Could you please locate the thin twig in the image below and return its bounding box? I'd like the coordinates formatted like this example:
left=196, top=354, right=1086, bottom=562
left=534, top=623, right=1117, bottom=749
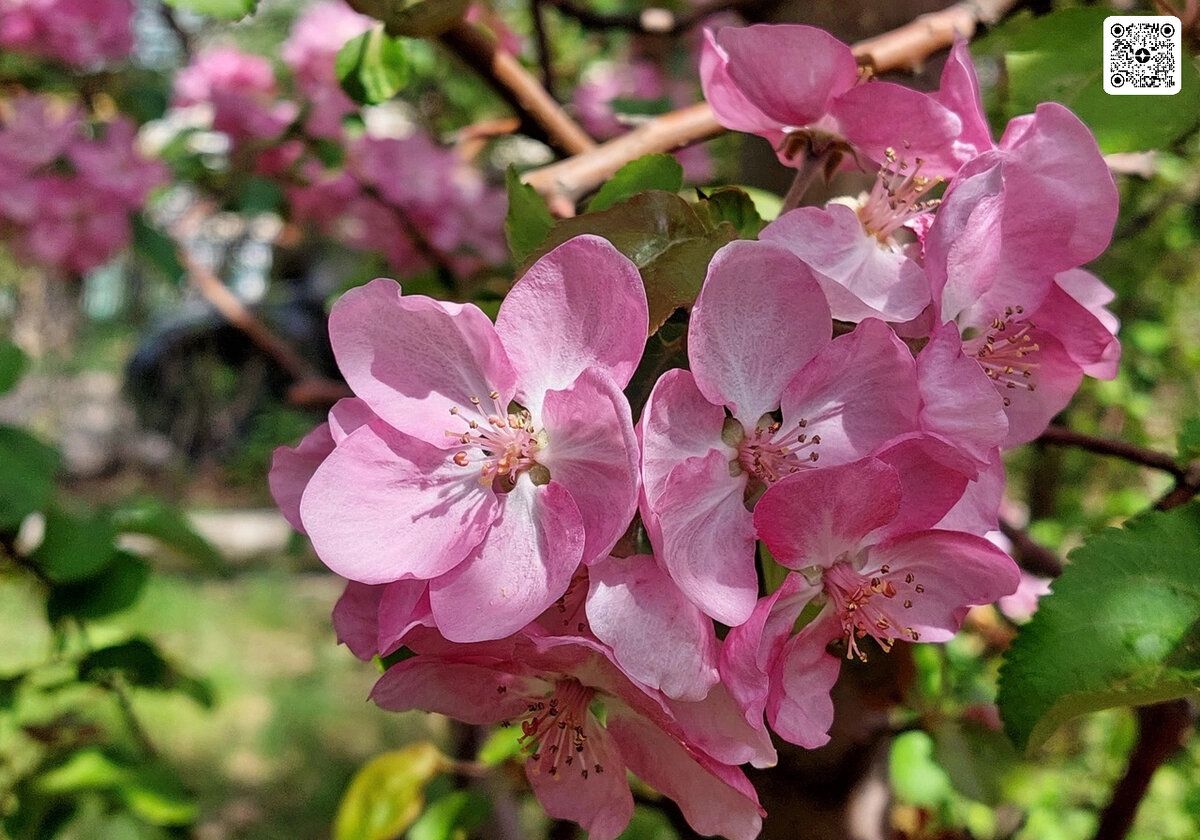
left=1092, top=700, right=1195, bottom=840
left=176, top=241, right=350, bottom=408
left=524, top=0, right=1025, bottom=209
left=438, top=20, right=595, bottom=156
left=998, top=518, right=1063, bottom=578
left=1037, top=425, right=1184, bottom=478
left=530, top=0, right=558, bottom=100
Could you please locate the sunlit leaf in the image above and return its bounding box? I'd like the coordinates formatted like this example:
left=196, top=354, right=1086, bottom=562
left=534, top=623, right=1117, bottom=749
left=407, top=790, right=490, bottom=840
left=973, top=7, right=1200, bottom=152
left=505, top=166, right=555, bottom=264
left=587, top=154, right=683, bottom=213
left=524, top=190, right=736, bottom=332
left=110, top=497, right=227, bottom=574
left=890, top=730, right=954, bottom=807
left=334, top=743, right=446, bottom=840
left=352, top=0, right=470, bottom=38
left=336, top=25, right=410, bottom=106
left=162, top=0, right=256, bottom=20
left=476, top=725, right=522, bottom=766
left=998, top=503, right=1200, bottom=752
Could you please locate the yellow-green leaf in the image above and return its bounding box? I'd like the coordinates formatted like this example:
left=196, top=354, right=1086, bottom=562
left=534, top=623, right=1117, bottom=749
left=333, top=743, right=446, bottom=840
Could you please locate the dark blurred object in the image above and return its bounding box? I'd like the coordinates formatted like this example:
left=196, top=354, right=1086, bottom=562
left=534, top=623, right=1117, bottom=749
left=125, top=286, right=337, bottom=460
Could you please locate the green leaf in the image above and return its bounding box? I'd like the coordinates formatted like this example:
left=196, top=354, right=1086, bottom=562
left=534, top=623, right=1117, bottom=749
left=608, top=96, right=675, bottom=118
left=336, top=26, right=410, bottom=106
left=695, top=187, right=764, bottom=238
left=334, top=743, right=446, bottom=840
left=32, top=508, right=118, bottom=584
left=1178, top=417, right=1200, bottom=463
left=34, top=750, right=197, bottom=826
left=407, top=790, right=490, bottom=840
left=131, top=216, right=185, bottom=285
left=352, top=0, right=470, bottom=37
left=476, top=725, right=522, bottom=766
left=524, top=190, right=737, bottom=332
left=972, top=7, right=1200, bottom=153
left=890, top=730, right=954, bottom=807
left=78, top=638, right=215, bottom=708
left=931, top=720, right=1019, bottom=806
left=998, top=503, right=1200, bottom=753
left=0, top=339, right=27, bottom=395
left=504, top=166, right=555, bottom=265
left=0, top=425, right=59, bottom=529
left=236, top=176, right=284, bottom=214
left=110, top=497, right=227, bottom=574
left=586, top=154, right=684, bottom=213
left=36, top=749, right=130, bottom=794
left=47, top=552, right=150, bottom=623
left=161, top=0, right=256, bottom=20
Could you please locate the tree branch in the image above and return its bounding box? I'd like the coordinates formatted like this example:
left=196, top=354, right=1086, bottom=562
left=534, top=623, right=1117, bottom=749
left=524, top=0, right=1025, bottom=209
left=1092, top=700, right=1195, bottom=840
left=1037, top=425, right=1185, bottom=478
left=438, top=20, right=596, bottom=157
left=998, top=517, right=1063, bottom=578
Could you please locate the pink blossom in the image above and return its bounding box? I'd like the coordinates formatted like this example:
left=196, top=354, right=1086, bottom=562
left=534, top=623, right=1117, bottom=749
left=0, top=0, right=134, bottom=67
left=699, top=24, right=965, bottom=175
left=174, top=47, right=299, bottom=142
left=281, top=1, right=374, bottom=139
left=998, top=570, right=1053, bottom=623
left=640, top=244, right=959, bottom=626
left=274, top=236, right=647, bottom=642
left=724, top=456, right=1019, bottom=747
left=370, top=632, right=766, bottom=840
left=922, top=109, right=1121, bottom=445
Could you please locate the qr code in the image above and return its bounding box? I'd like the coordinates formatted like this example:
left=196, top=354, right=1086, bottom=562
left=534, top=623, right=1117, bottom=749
left=1104, top=16, right=1182, bottom=95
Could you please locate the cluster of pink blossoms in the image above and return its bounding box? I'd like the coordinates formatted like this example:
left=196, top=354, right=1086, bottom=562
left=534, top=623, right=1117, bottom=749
left=0, top=0, right=134, bottom=68
left=271, top=24, right=1120, bottom=839
left=0, top=94, right=165, bottom=275
left=167, top=2, right=507, bottom=279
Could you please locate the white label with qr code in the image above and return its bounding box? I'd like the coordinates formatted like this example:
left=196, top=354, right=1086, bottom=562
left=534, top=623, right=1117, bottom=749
left=1104, top=16, right=1182, bottom=95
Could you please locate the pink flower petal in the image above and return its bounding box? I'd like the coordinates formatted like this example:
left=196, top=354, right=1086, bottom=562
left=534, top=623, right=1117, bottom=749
left=766, top=608, right=842, bottom=747
left=370, top=658, right=546, bottom=723
left=329, top=278, right=516, bottom=446
left=780, top=318, right=920, bottom=466
left=497, top=235, right=647, bottom=408
left=699, top=29, right=787, bottom=145
left=332, top=581, right=384, bottom=660
left=664, top=680, right=778, bottom=768
left=1043, top=270, right=1121, bottom=380
left=863, top=530, right=1020, bottom=639
left=537, top=369, right=639, bottom=565
left=639, top=368, right=729, bottom=513
left=690, top=240, right=831, bottom=425
left=761, top=205, right=930, bottom=322
left=832, top=82, right=964, bottom=177
left=916, top=323, right=1009, bottom=465
left=717, top=24, right=858, bottom=129
left=269, top=422, right=334, bottom=533
left=936, top=39, right=993, bottom=160
left=658, top=450, right=758, bottom=626
left=755, top=459, right=901, bottom=569
left=300, top=422, right=496, bottom=584
left=608, top=706, right=765, bottom=840
left=525, top=717, right=632, bottom=840
left=997, top=328, right=1083, bottom=447
left=586, top=554, right=720, bottom=702
left=429, top=479, right=584, bottom=642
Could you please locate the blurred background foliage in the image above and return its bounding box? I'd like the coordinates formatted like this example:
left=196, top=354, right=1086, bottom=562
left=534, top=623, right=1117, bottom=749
left=1, top=0, right=1199, bottom=838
